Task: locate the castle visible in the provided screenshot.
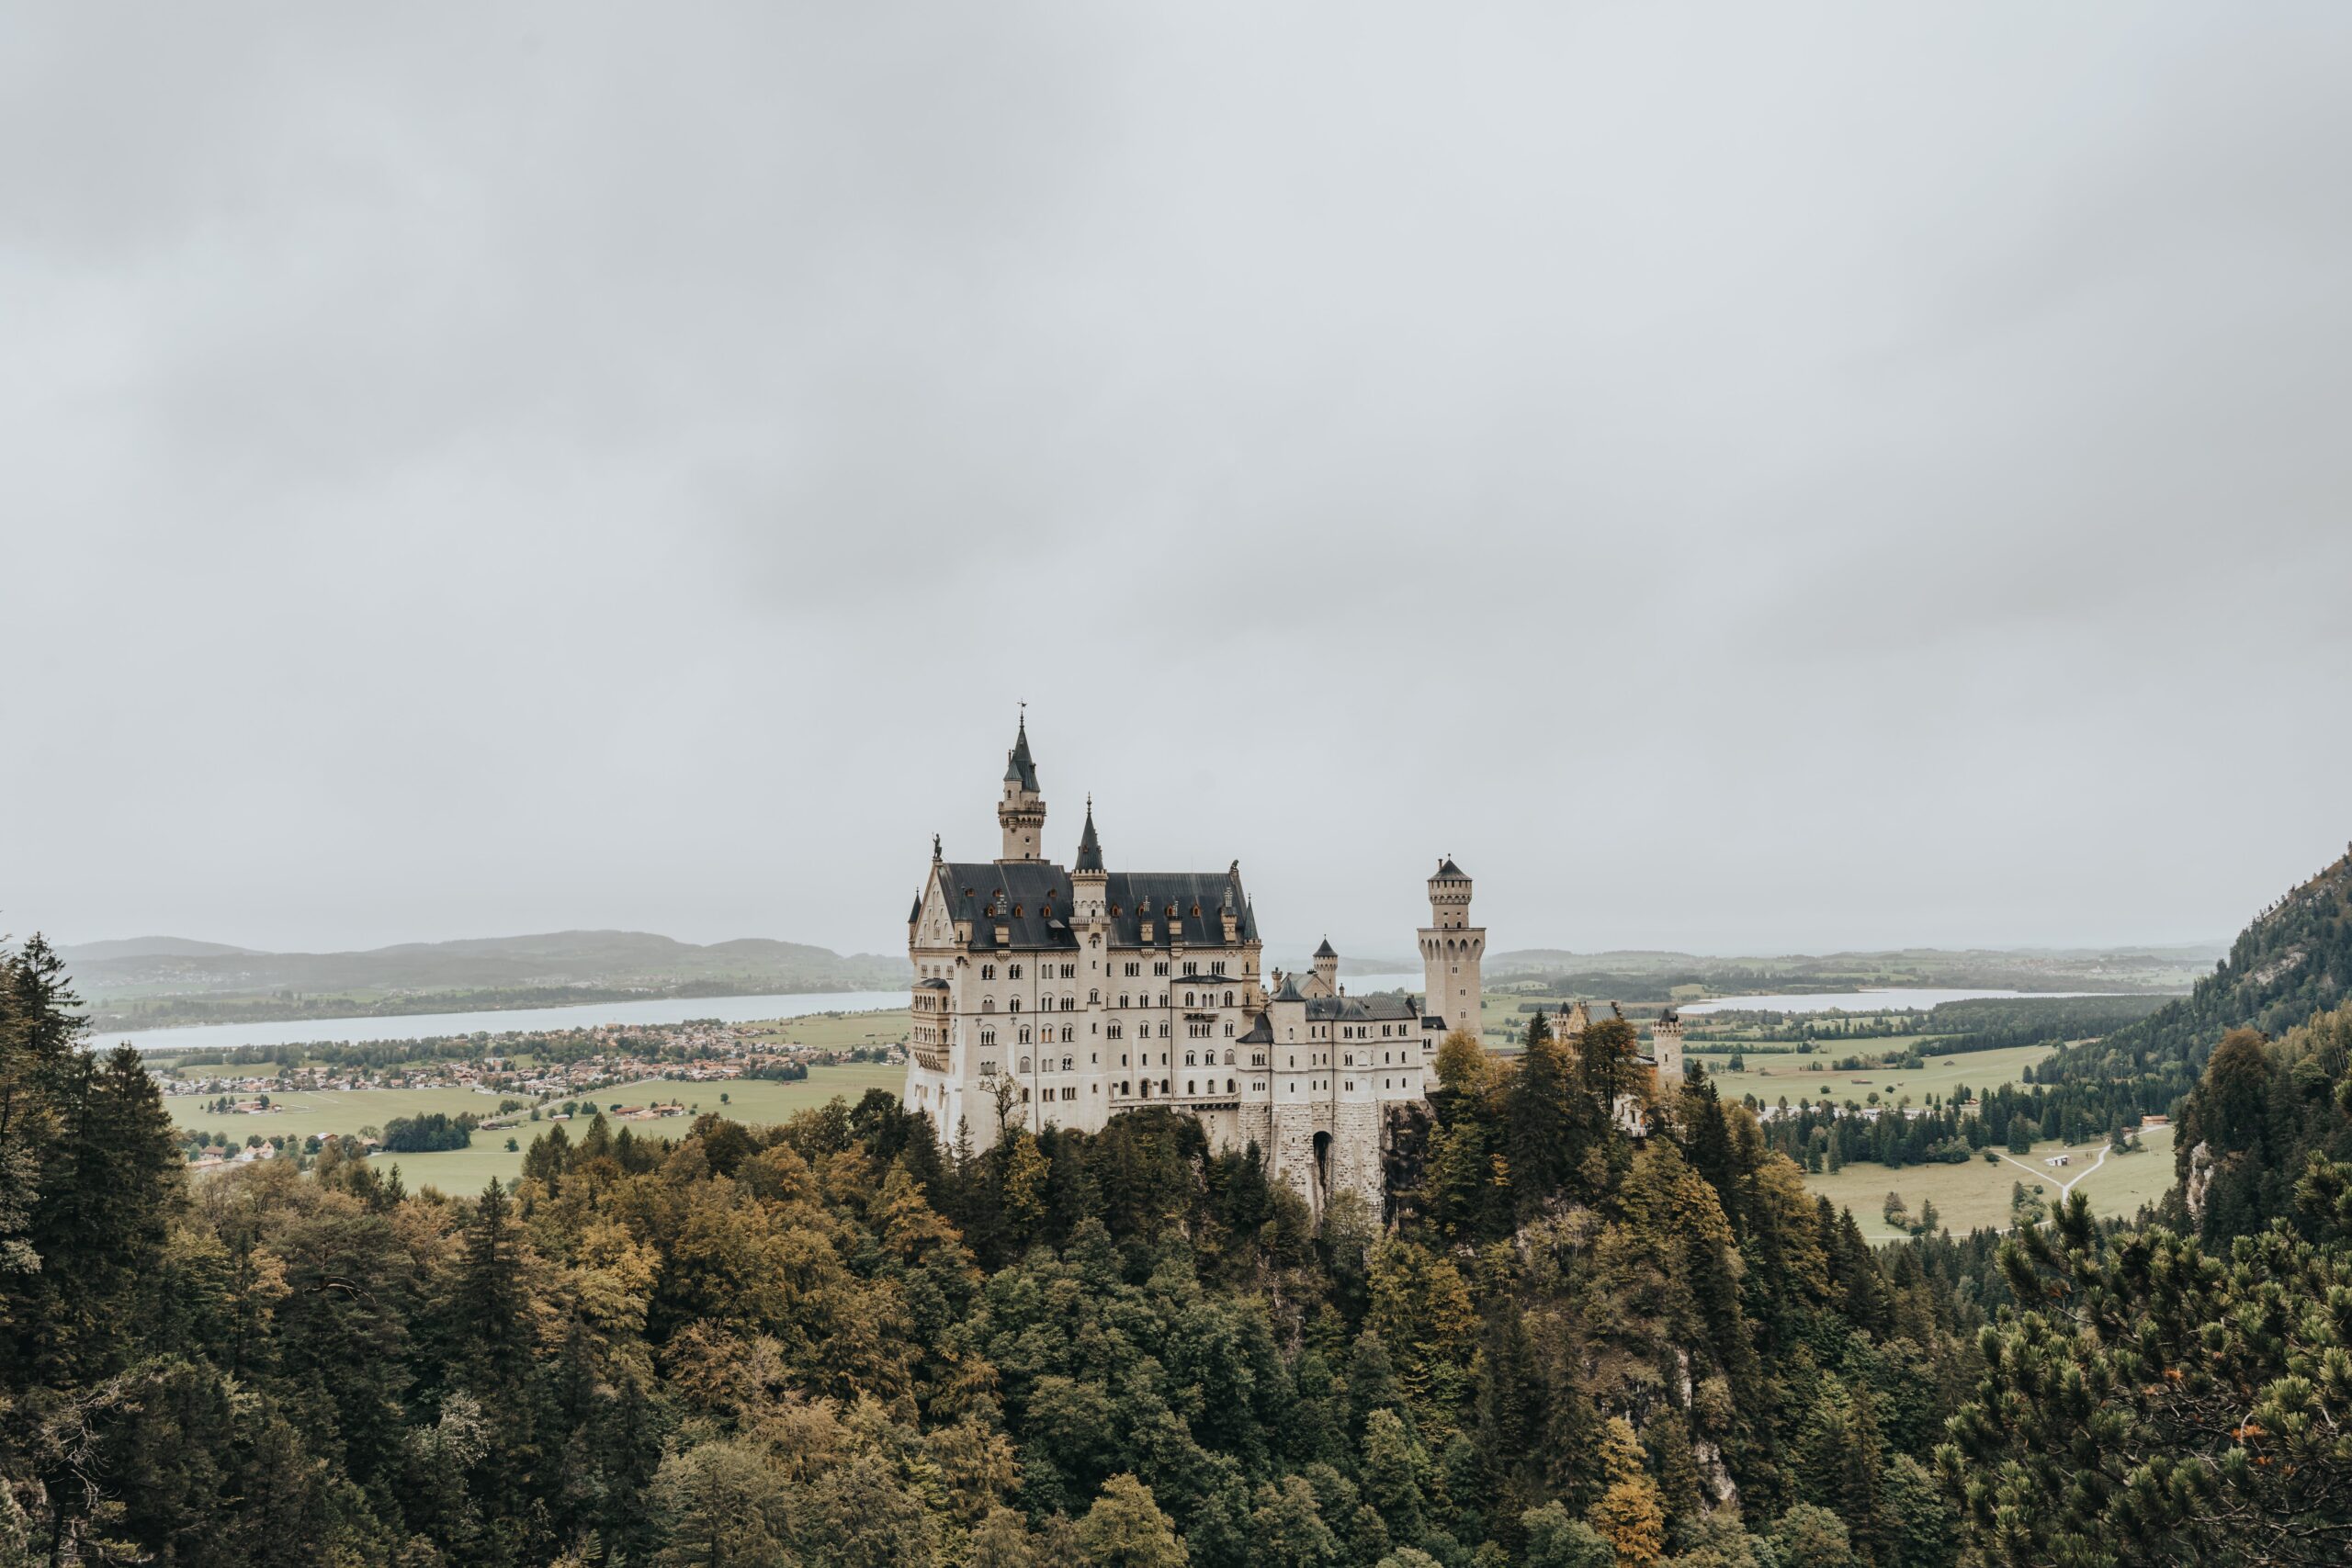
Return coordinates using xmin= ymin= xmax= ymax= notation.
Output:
xmin=901 ymin=716 xmax=1676 ymax=1212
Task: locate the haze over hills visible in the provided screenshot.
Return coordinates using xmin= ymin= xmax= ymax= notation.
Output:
xmin=1483 ymin=942 xmax=2222 ymax=998
xmin=42 ymin=922 xmax=2233 ymax=1034
xmin=54 ymin=936 xmax=259 ymax=963
xmin=62 ymin=928 xmax=911 ymax=1030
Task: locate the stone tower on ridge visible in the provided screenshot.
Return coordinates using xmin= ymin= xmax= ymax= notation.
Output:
xmin=1419 ymin=857 xmax=1485 ymax=1041
xmin=998 ymin=713 xmax=1046 ymax=861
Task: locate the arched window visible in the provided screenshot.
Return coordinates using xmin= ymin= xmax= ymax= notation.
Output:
xmin=1223 ymin=1049 xmax=1234 ymax=1066
xmin=1009 ymin=998 xmax=1020 ymax=1013
xmin=1227 ymin=1078 xmax=1236 ymax=1094
xmin=1224 ymin=990 xmax=1234 ymax=1006
xmin=1009 ymin=963 xmax=1023 ymax=977
xmin=1186 ymin=1079 xmax=1196 ymax=1095
xmin=981 ymin=998 xmax=995 ymax=1013
xmin=1019 ymin=1056 xmax=1032 ymax=1073
xmin=982 ymin=964 xmax=995 ymax=980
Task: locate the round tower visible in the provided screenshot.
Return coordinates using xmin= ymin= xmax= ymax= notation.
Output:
xmin=1311 ymin=936 xmax=1339 ymax=996
xmin=1417 ymin=857 xmax=1485 ymax=1041
xmin=997 ymin=712 xmax=1046 ymax=861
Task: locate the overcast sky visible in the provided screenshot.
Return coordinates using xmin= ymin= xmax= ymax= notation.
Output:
xmin=4 ymin=5 xmax=2348 ymax=963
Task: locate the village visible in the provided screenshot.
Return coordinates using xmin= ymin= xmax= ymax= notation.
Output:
xmin=154 ymin=1015 xmax=910 ymax=1170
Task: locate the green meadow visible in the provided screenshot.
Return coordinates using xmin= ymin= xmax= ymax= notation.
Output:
xmin=1810 ymin=1122 xmax=2177 ymax=1241
xmin=1692 ymin=1042 xmax=2055 ymax=1110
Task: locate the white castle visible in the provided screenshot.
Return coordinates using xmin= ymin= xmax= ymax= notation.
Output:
xmin=901 ymin=716 xmax=1676 ymax=1212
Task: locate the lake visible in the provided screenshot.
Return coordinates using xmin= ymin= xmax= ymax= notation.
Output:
xmin=91 ymin=987 xmax=913 ymax=1055
xmin=96 ymin=975 xmax=2073 ymax=1055
xmin=99 ymin=969 xmax=1437 ymax=1055
xmin=1678 ymin=987 xmax=2130 ymax=1016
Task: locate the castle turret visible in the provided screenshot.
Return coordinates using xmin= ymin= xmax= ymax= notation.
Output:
xmin=1418 ymin=857 xmax=1485 ymax=1041
xmin=1072 ymin=796 xmax=1107 ymax=919
xmin=1312 ymin=936 xmax=1339 ymax=996
xmin=997 ymin=713 xmax=1046 ymax=861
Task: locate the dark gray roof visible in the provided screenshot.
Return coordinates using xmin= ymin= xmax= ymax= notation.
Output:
xmin=935 ymin=860 xmax=1259 ymax=952
xmin=1272 ymin=973 xmax=1305 ymax=1001
xmin=916 ymin=976 xmax=949 ymax=990
xmin=1004 ymin=716 xmax=1040 ymax=791
xmin=1435 ymin=858 xmax=1468 ymax=879
xmin=1075 ymin=801 xmax=1103 ymax=873
xmin=1304 ymin=992 xmax=1421 ymax=1023
xmin=1239 ymin=1013 xmax=1274 ymax=1044
xmin=1314 ymin=936 xmax=1337 ymax=958
xmin=909 ymin=893 xmax=922 ymax=924
xmin=1423 ymin=1015 xmax=1448 ymax=1031
xmin=1103 ymin=869 xmax=1258 ymax=947
xmin=940 ymin=861 xmax=1076 ymax=950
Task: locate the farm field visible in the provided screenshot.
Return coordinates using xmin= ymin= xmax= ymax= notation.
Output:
xmin=1692 ymin=1042 xmax=2055 ymax=1109
xmin=177 ymin=1062 xmax=909 ymax=1188
xmin=741 ymin=1010 xmax=910 ymax=1052
xmin=1808 ymin=1122 xmax=2176 ymax=1241
xmin=169 ymin=1085 xmax=509 ymax=1144
xmin=576 ymin=1065 xmax=905 ymax=1124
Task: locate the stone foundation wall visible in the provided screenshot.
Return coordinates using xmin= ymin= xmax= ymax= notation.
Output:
xmin=1329 ymin=1100 xmax=1382 ymax=1209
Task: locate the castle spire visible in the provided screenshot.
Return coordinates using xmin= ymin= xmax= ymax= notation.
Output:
xmin=1004 ymin=707 xmax=1039 ymax=791
xmin=1076 ymin=795 xmax=1103 ymax=872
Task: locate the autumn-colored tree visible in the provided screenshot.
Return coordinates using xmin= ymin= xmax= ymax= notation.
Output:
xmin=1584 ymin=1418 xmax=1666 ymax=1568
xmin=1434 ymin=1029 xmax=1498 ymax=1099
xmin=1003 ymin=1130 xmax=1051 ymax=1243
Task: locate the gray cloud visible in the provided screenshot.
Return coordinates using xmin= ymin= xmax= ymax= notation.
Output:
xmin=5 ymin=4 xmax=2347 ymax=960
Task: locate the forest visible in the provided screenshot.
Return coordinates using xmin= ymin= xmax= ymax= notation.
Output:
xmin=6 ymin=877 xmax=2352 ymax=1566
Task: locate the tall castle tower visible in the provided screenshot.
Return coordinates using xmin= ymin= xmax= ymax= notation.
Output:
xmin=1418 ymin=857 xmax=1485 ymax=1041
xmin=1651 ymin=1010 xmax=1685 ymax=1082
xmin=997 ymin=713 xmax=1046 ymax=861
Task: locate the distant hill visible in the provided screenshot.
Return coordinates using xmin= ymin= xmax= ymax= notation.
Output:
xmin=62 ymin=928 xmax=911 ymax=1029
xmin=2051 ymin=843 xmax=2352 ymax=1082
xmin=1485 ymin=942 xmax=2220 ymax=999
xmin=56 ymin=935 xmax=258 ymax=962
